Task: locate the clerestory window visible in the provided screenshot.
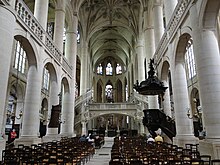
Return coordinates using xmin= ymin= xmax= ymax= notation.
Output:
xmin=185 ymin=39 xmax=196 ymax=79
xmin=116 ymin=63 xmax=122 ymax=75
xmin=97 ymin=64 xmax=103 ymax=75
xmin=106 ymin=62 xmax=113 ymax=75
xmin=14 ymin=40 xmax=27 ymax=74
xmin=43 ymin=67 xmax=50 ymax=91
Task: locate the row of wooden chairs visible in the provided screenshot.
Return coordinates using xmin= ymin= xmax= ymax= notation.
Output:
xmin=1 ymin=137 xmax=95 ymax=165
xmin=109 ymin=136 xmax=219 ymax=165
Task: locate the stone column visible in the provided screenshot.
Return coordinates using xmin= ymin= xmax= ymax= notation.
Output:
xmin=79 ymin=42 xmax=89 ymax=95
xmin=190 ymin=1 xmax=220 ymax=140
xmin=172 ymin=62 xmax=197 ymax=147
xmin=81 ymin=121 xmax=87 ymax=136
xmin=163 ymin=0 xmax=177 ymax=26
xmin=116 ymin=118 xmax=120 ymax=136
xmin=16 ymin=65 xmax=43 ymax=146
xmin=53 ymin=1 xmax=65 ymax=53
xmin=60 ymin=13 xmax=78 ymax=137
xmin=139 ymin=120 xmax=145 ymax=135
xmin=162 ymin=80 xmax=172 ymax=117
xmin=189 ymin=3 xmax=220 ymax=158
xmin=153 ymin=0 xmax=164 ymax=47
xmin=130 ymin=117 xmax=134 ymax=130
xmin=143 ymin=8 xmax=159 ymax=110
xmin=105 ymin=121 xmax=108 ymax=137
xmin=136 ymin=38 xmax=146 ymax=83
xmin=0 ymin=5 xmax=16 ymax=160
xmin=43 ymin=80 xmax=60 ymax=141
xmin=80 ymin=104 xmax=86 ymax=134
xmin=87 ymin=120 xmax=92 ymax=131
xmin=34 ymin=0 xmax=49 ymax=30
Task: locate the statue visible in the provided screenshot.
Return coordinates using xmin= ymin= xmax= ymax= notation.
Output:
xmin=48 ymin=104 xmax=61 ymax=128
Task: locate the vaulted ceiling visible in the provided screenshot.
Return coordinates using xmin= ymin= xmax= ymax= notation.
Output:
xmin=78 ymin=0 xmax=142 ymax=67
xmin=24 ymin=0 xmax=148 ymax=69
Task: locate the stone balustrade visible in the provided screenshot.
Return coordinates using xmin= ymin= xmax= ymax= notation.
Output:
xmin=14 ymin=0 xmax=72 ymax=75
xmin=75 ymin=90 xmax=93 ymax=107
xmin=154 ymin=0 xmax=192 ymax=64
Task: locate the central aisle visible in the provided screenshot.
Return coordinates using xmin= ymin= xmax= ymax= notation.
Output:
xmin=85 ymin=137 xmax=114 ymax=165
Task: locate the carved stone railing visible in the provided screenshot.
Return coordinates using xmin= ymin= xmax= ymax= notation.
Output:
xmin=75 ymin=90 xmax=93 ymax=107
xmin=14 ymin=0 xmax=72 ymax=75
xmin=74 ymin=102 xmax=142 ymax=125
xmin=74 ymin=90 xmax=149 ymax=125
xmin=88 ymin=103 xmax=138 ymax=111
xmin=133 ymin=92 xmax=148 ymax=104
xmin=15 ymin=0 xmax=44 ymax=41
xmin=45 ymin=33 xmax=62 ymax=62
xmin=62 ymin=57 xmax=73 ymax=74
xmin=154 ymin=0 xmax=192 ymax=64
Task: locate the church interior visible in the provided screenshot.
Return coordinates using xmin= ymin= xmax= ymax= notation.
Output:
xmin=1 ymin=0 xmax=220 ymax=164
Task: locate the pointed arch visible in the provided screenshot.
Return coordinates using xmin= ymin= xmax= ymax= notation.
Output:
xmin=97 ymin=79 xmax=103 ymax=103
xmin=115 ymin=79 xmax=123 ymax=102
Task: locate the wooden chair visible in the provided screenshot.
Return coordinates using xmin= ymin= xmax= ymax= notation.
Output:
xmin=130 ymin=160 xmax=143 ymax=165
xmin=109 ymin=159 xmax=123 ymax=165
xmin=2 ymin=149 xmax=19 ymax=165
xmin=168 ymin=159 xmax=183 ymax=164
xmin=200 ymin=155 xmax=211 ymax=165
xmin=211 ymin=159 xmax=220 ymax=165
xmin=190 ymin=159 xmax=204 ymax=165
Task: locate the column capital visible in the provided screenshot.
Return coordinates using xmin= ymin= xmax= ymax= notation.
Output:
xmin=153 ymin=0 xmax=163 ymax=8
xmin=55 ymin=8 xmax=65 ymax=13
xmin=144 ymin=26 xmax=154 ymax=32
xmin=66 ymin=30 xmax=77 ymax=35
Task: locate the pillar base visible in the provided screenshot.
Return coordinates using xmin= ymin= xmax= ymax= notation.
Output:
xmin=199 ymin=138 xmax=220 ymax=159
xmin=42 ymin=134 xmax=61 ymax=143
xmin=14 ymin=136 xmax=42 ymax=147
xmin=42 ymin=128 xmax=61 ymax=142
xmin=59 ymin=132 xmax=76 ymax=137
xmin=173 ymin=134 xmax=199 ymax=147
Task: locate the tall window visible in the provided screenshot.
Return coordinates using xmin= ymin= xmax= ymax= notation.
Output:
xmin=77 ymin=30 xmax=80 ymax=43
xmin=97 ymin=64 xmax=103 ymax=75
xmin=63 ymin=27 xmax=66 ymax=42
xmin=106 ymin=62 xmax=113 ymax=75
xmin=14 ymin=40 xmax=27 ymax=74
xmin=43 ymin=67 xmax=50 ymax=91
xmin=185 ymin=39 xmax=196 ymax=79
xmin=116 ymin=63 xmax=122 ymax=74
xmin=125 ymin=84 xmax=128 ymax=101
xmin=105 ymin=84 xmax=113 ymax=102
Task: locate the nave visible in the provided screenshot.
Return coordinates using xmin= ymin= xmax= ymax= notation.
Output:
xmin=85 ymin=137 xmax=114 ymax=165
xmin=2 ymin=136 xmax=220 ymax=165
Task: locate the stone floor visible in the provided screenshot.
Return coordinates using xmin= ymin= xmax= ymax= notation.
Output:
xmin=85 ymin=137 xmax=114 ymax=165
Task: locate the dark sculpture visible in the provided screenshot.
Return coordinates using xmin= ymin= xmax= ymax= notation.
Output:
xmin=142 ymin=109 xmax=176 ymax=140
xmin=48 ymin=104 xmax=61 ymax=128
xmin=134 ymin=58 xmax=167 ymax=95
xmin=133 ymin=58 xmax=176 ymax=140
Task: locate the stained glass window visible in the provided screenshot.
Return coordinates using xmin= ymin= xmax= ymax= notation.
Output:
xmin=97 ymin=64 xmax=103 ymax=75
xmin=106 ymin=62 xmax=113 ymax=75
xmin=116 ymin=63 xmax=122 ymax=74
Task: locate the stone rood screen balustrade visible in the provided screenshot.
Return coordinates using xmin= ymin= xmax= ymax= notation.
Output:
xmin=14 ymin=0 xmax=72 ymax=74
xmin=74 ymin=92 xmax=146 ymax=125
xmin=74 ymin=102 xmax=143 ymax=125
xmin=154 ymin=0 xmax=192 ymax=64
